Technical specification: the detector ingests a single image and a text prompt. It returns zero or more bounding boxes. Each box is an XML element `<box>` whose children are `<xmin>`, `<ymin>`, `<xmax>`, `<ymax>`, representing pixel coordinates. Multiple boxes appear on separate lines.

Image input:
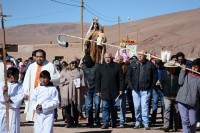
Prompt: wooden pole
<box><xmin>61</xmin><ymin>34</ymin><xmax>200</xmax><ymax>75</ymax></box>
<box><xmin>118</xmin><ymin>16</ymin><xmax>120</xmax><ymax>45</ymax></box>
<box><xmin>136</xmin><ymin>28</ymin><xmax>139</xmax><ymax>43</ymax></box>
<box><xmin>80</xmin><ymin>0</ymin><xmax>84</xmax><ymax>52</ymax></box>
<box><xmin>0</xmin><ymin>4</ymin><xmax>11</xmax><ymax>132</ymax></box>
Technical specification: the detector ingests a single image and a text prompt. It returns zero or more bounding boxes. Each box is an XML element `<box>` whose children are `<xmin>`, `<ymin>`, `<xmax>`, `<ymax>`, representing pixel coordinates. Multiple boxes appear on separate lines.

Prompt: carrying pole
<box><xmin>57</xmin><ymin>34</ymin><xmax>200</xmax><ymax>75</ymax></box>
<box><xmin>80</xmin><ymin>0</ymin><xmax>84</xmax><ymax>52</ymax></box>
<box><xmin>0</xmin><ymin>4</ymin><xmax>12</xmax><ymax>132</ymax></box>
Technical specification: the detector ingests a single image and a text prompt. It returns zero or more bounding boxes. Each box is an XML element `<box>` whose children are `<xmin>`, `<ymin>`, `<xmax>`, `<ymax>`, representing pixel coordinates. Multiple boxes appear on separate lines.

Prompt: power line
<box><xmin>5</xmin><ymin>7</ymin><xmax>79</xmax><ymax>21</ymax></box>
<box><xmin>51</xmin><ymin>0</ymin><xmax>80</xmax><ymax>7</ymax></box>
<box><xmin>6</xmin><ymin>0</ymin><xmax>118</xmax><ymax>24</ymax></box>
<box><xmin>68</xmin><ymin>0</ymin><xmax>80</xmax><ymax>3</ymax></box>
<box><xmin>85</xmin><ymin>8</ymin><xmax>117</xmax><ymax>23</ymax></box>
<box><xmin>84</xmin><ymin>3</ymin><xmax>117</xmax><ymax>20</ymax></box>
<box><xmin>51</xmin><ymin>0</ymin><xmax>118</xmax><ymax>23</ymax></box>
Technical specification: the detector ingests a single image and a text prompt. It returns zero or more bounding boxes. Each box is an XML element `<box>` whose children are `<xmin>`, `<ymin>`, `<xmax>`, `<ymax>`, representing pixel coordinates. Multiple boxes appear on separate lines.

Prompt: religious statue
<box><xmin>84</xmin><ymin>18</ymin><xmax>107</xmax><ymax>64</ymax></box>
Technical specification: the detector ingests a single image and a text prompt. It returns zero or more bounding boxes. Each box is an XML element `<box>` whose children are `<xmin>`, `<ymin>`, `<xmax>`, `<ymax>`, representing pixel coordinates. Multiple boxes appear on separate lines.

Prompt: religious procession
<box><xmin>1</xmin><ymin>15</ymin><xmax>200</xmax><ymax>133</ymax></box>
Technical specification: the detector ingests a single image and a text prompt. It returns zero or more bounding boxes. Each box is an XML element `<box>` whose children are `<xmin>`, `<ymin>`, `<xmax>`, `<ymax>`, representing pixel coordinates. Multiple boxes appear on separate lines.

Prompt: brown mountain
<box><xmin>2</xmin><ymin>8</ymin><xmax>200</xmax><ymax>60</ymax></box>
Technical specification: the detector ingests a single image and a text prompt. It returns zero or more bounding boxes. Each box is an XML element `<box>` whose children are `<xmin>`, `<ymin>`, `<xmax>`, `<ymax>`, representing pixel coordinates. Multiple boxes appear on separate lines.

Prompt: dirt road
<box><xmin>19</xmin><ymin>105</ymin><xmax>191</xmax><ymax>133</ymax></box>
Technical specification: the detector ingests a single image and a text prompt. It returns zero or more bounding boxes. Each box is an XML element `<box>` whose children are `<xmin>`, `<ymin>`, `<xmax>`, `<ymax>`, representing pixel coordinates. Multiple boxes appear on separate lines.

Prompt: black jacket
<box><xmin>126</xmin><ymin>59</ymin><xmax>157</xmax><ymax>91</ymax></box>
<box><xmin>160</xmin><ymin>69</ymin><xmax>180</xmax><ymax>98</ymax></box>
<box><xmin>95</xmin><ymin>62</ymin><xmax>125</xmax><ymax>100</ymax></box>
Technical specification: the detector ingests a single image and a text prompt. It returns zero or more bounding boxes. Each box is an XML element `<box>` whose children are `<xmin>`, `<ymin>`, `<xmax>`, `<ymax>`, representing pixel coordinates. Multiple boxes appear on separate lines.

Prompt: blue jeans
<box><xmin>151</xmin><ymin>87</ymin><xmax>165</xmax><ymax>122</ymax></box>
<box><xmin>119</xmin><ymin>92</ymin><xmax>126</xmax><ymax>124</ymax></box>
<box><xmin>85</xmin><ymin>89</ymin><xmax>100</xmax><ymax>124</ymax></box>
<box><xmin>102</xmin><ymin>99</ymin><xmax>117</xmax><ymax>126</ymax></box>
<box><xmin>132</xmin><ymin>89</ymin><xmax>151</xmax><ymax>127</ymax></box>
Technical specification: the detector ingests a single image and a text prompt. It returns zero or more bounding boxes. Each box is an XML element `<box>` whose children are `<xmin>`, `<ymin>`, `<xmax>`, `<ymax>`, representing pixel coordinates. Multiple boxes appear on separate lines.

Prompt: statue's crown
<box><xmin>93</xmin><ymin>18</ymin><xmax>98</xmax><ymax>23</ymax></box>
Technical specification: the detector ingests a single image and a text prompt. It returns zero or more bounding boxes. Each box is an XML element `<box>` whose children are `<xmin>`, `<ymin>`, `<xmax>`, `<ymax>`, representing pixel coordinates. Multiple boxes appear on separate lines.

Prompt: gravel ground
<box><xmin>19</xmin><ymin>104</ymin><xmax>200</xmax><ymax>133</ymax></box>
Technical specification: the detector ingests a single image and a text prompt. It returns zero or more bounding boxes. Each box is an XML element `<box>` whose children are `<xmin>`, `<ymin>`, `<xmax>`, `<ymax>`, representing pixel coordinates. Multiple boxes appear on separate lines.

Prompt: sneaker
<box><xmin>134</xmin><ymin>125</ymin><xmax>140</xmax><ymax>129</ymax></box>
<box><xmin>119</xmin><ymin>124</ymin><xmax>126</xmax><ymax>128</ymax></box>
<box><xmin>197</xmin><ymin>122</ymin><xmax>200</xmax><ymax>129</ymax></box>
<box><xmin>144</xmin><ymin>126</ymin><xmax>150</xmax><ymax>130</ymax></box>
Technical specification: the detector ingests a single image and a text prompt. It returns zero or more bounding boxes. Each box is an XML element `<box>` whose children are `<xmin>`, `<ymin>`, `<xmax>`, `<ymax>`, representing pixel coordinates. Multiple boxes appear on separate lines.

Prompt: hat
<box><xmin>164</xmin><ymin>60</ymin><xmax>179</xmax><ymax>68</ymax></box>
<box><xmin>68</xmin><ymin>56</ymin><xmax>78</xmax><ymax>64</ymax></box>
<box><xmin>83</xmin><ymin>55</ymin><xmax>92</xmax><ymax>63</ymax></box>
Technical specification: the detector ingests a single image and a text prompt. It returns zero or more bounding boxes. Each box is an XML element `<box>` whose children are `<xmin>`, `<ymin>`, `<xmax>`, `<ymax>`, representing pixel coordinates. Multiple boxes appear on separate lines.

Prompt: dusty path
<box><xmin>19</xmin><ymin>104</ymin><xmax>197</xmax><ymax>133</ymax></box>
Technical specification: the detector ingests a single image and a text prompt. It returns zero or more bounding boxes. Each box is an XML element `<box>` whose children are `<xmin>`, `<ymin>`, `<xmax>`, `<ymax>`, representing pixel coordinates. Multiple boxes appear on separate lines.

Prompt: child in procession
<box><xmin>0</xmin><ymin>67</ymin><xmax>24</xmax><ymax>133</ymax></box>
<box><xmin>30</xmin><ymin>70</ymin><xmax>60</xmax><ymax>133</ymax></box>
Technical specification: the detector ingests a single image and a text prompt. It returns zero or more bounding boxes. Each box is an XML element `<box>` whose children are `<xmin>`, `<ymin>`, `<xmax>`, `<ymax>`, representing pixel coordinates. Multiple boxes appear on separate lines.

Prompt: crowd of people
<box><xmin>0</xmin><ymin>46</ymin><xmax>200</xmax><ymax>133</ymax></box>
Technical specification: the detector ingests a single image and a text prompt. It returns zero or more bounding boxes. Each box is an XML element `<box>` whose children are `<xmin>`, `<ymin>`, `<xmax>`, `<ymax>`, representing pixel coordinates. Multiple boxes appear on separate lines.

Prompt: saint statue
<box><xmin>84</xmin><ymin>18</ymin><xmax>107</xmax><ymax>64</ymax></box>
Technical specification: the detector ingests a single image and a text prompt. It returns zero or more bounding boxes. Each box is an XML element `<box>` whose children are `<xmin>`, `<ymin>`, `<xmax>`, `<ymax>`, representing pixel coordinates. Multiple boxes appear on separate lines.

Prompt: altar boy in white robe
<box><xmin>30</xmin><ymin>70</ymin><xmax>59</xmax><ymax>133</ymax></box>
<box><xmin>0</xmin><ymin>67</ymin><xmax>24</xmax><ymax>133</ymax></box>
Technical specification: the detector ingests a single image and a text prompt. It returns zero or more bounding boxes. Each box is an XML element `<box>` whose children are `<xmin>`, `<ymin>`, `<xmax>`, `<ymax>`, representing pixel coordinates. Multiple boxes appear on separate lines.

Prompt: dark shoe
<box><xmin>101</xmin><ymin>124</ymin><xmax>109</xmax><ymax>129</ymax></box>
<box><xmin>65</xmin><ymin>124</ymin><xmax>73</xmax><ymax>128</ymax></box>
<box><xmin>74</xmin><ymin>122</ymin><xmax>81</xmax><ymax>127</ymax></box>
<box><xmin>172</xmin><ymin>128</ymin><xmax>180</xmax><ymax>132</ymax></box>
<box><xmin>131</xmin><ymin>117</ymin><xmax>135</xmax><ymax>122</ymax></box>
<box><xmin>150</xmin><ymin>120</ymin><xmax>156</xmax><ymax>125</ymax></box>
<box><xmin>112</xmin><ymin>125</ymin><xmax>117</xmax><ymax>128</ymax></box>
<box><xmin>86</xmin><ymin>123</ymin><xmax>94</xmax><ymax>128</ymax></box>
<box><xmin>161</xmin><ymin>126</ymin><xmax>169</xmax><ymax>132</ymax></box>
<box><xmin>54</xmin><ymin>118</ymin><xmax>57</xmax><ymax>122</ymax></box>
<box><xmin>95</xmin><ymin>122</ymin><xmax>101</xmax><ymax>126</ymax></box>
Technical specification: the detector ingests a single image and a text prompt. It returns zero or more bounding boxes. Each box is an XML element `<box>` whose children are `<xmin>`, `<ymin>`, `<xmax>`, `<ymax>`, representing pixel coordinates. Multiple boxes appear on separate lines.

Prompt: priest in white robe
<box><xmin>0</xmin><ymin>78</ymin><xmax>24</xmax><ymax>132</ymax></box>
<box><xmin>22</xmin><ymin>49</ymin><xmax>60</xmax><ymax>121</ymax></box>
<box><xmin>30</xmin><ymin>71</ymin><xmax>59</xmax><ymax>133</ymax></box>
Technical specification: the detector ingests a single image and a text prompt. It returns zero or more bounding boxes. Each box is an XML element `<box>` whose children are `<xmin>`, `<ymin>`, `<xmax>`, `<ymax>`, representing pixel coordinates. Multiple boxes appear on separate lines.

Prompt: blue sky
<box><xmin>1</xmin><ymin>0</ymin><xmax>200</xmax><ymax>27</ymax></box>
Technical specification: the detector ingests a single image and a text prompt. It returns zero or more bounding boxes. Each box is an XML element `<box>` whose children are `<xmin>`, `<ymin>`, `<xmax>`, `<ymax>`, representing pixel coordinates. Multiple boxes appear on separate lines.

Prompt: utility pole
<box><xmin>118</xmin><ymin>16</ymin><xmax>120</xmax><ymax>45</ymax></box>
<box><xmin>136</xmin><ymin>28</ymin><xmax>139</xmax><ymax>43</ymax></box>
<box><xmin>80</xmin><ymin>0</ymin><xmax>84</xmax><ymax>52</ymax></box>
<box><xmin>0</xmin><ymin>4</ymin><xmax>11</xmax><ymax>132</ymax></box>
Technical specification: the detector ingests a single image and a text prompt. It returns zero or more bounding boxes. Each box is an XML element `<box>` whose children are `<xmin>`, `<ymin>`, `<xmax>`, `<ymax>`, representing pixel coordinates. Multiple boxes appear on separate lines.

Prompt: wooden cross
<box><xmin>0</xmin><ymin>4</ymin><xmax>12</xmax><ymax>132</ymax></box>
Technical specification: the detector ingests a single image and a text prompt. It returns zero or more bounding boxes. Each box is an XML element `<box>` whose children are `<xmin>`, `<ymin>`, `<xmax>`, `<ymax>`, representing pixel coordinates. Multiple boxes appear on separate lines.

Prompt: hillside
<box><xmin>2</xmin><ymin>8</ymin><xmax>200</xmax><ymax>60</ymax></box>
